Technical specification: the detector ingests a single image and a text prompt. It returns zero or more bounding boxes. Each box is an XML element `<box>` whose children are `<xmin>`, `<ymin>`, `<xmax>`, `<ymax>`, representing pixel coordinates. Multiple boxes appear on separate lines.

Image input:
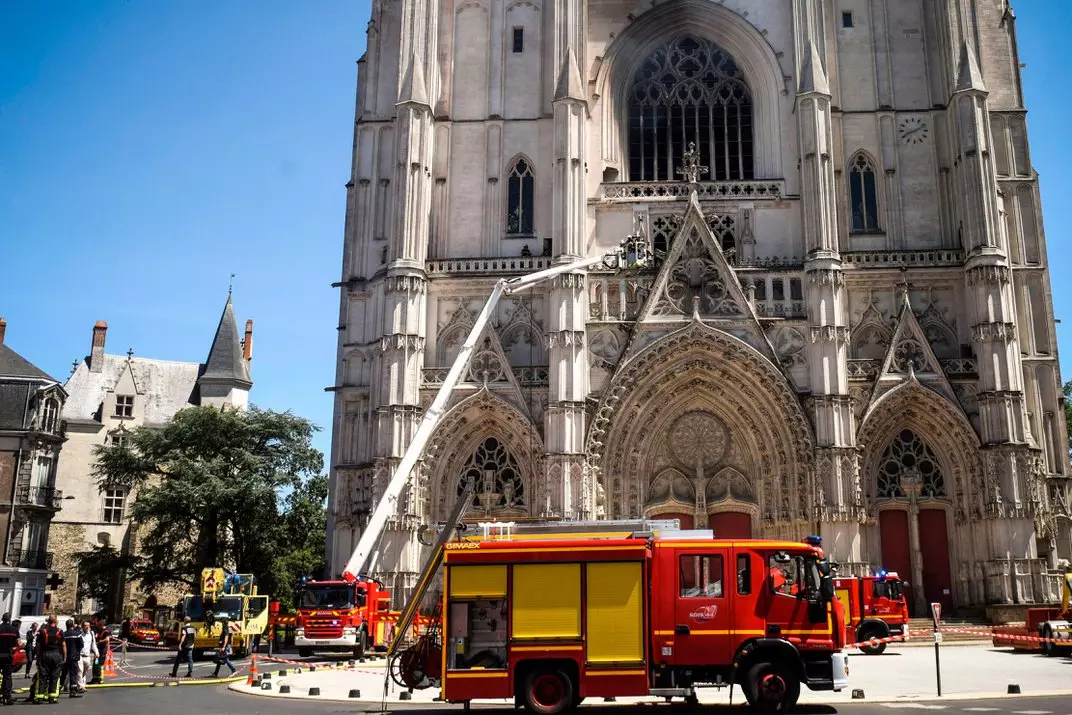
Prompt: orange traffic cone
<box><xmin>246</xmin><ymin>655</ymin><xmax>258</xmax><ymax>686</ymax></box>
<box><xmin>103</xmin><ymin>647</ymin><xmax>117</xmax><ymax>678</ymax></box>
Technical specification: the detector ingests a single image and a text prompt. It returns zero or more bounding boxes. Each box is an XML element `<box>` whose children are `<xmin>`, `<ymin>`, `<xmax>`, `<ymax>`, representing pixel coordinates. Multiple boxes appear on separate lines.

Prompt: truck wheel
<box><xmin>298</xmin><ymin>647</ymin><xmax>313</xmax><ymax>658</ymax></box>
<box><xmin>522</xmin><ymin>668</ymin><xmax>574</xmax><ymax>715</ymax></box>
<box><xmin>745</xmin><ymin>661</ymin><xmax>800</xmax><ymax>715</ymax></box>
<box><xmin>858</xmin><ymin>626</ymin><xmax>888</xmax><ymax>655</ymax></box>
<box><xmin>1041</xmin><ymin>625</ymin><xmax>1056</xmax><ymax>657</ymax></box>
<box><xmin>354</xmin><ymin>629</ymin><xmax>368</xmax><ymax>660</ymax></box>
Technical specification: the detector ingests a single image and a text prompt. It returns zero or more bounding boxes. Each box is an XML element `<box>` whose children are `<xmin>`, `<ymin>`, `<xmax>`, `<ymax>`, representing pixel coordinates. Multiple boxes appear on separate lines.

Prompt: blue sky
<box><xmin>1</xmin><ymin>2</ymin><xmax>1070</xmax><ymax>464</ymax></box>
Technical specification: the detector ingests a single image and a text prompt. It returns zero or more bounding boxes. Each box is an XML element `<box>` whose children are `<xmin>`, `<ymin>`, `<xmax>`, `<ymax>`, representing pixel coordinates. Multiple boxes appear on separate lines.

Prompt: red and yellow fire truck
<box><xmin>294</xmin><ymin>577</ymin><xmax>398</xmax><ymax>658</ymax></box>
<box><xmin>393</xmin><ymin>523</ymin><xmax>849</xmax><ymax>714</ymax></box>
<box><xmin>833</xmin><ymin>571</ymin><xmax>909</xmax><ymax>654</ymax></box>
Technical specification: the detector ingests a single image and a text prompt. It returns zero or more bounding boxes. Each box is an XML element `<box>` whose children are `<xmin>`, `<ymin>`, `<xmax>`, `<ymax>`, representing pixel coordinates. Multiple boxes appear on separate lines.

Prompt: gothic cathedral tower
<box><xmin>327</xmin><ymin>0</ymin><xmax>1071</xmax><ymax>611</ymax></box>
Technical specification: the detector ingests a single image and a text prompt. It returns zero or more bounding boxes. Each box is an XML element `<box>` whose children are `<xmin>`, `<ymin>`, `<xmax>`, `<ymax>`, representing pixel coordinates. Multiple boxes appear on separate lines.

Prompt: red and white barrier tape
<box><xmin>112</xmin><ymin>660</ymin><xmax>247</xmax><ymax>681</ymax></box>
<box><xmin>256</xmin><ymin>654</ymin><xmax>386</xmax><ymax>677</ymax></box>
<box><xmin>846</xmin><ymin>633</ymin><xmax>910</xmax><ymax>649</ymax></box>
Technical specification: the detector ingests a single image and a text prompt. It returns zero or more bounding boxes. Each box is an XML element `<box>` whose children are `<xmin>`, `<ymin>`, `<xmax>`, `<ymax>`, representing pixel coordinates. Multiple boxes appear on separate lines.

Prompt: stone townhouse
<box><xmin>50</xmin><ymin>296</ymin><xmax>253</xmax><ymax>619</ymax></box>
<box><xmin>0</xmin><ymin>318</ymin><xmax>68</xmax><ymax>616</ymax></box>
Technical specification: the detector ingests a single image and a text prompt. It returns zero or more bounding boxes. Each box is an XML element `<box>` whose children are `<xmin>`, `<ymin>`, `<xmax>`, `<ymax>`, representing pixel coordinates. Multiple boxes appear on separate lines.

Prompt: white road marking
<box><xmin>1011</xmin><ymin>711</ymin><xmax>1051</xmax><ymax>714</ymax></box>
<box><xmin>881</xmin><ymin>705</ymin><xmax>949</xmax><ymax>710</ymax></box>
<box><xmin>961</xmin><ymin>709</ymin><xmax>1000</xmax><ymax>712</ymax></box>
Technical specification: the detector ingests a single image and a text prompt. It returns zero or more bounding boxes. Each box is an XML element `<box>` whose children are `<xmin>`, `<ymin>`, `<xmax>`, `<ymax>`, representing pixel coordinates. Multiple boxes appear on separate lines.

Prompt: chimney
<box><xmin>90</xmin><ymin>320</ymin><xmax>108</xmax><ymax>373</ymax></box>
<box><xmin>0</xmin><ymin>317</ymin><xmax>6</xmax><ymax>345</ymax></box>
<box><xmin>243</xmin><ymin>319</ymin><xmax>254</xmax><ymax>361</ymax></box>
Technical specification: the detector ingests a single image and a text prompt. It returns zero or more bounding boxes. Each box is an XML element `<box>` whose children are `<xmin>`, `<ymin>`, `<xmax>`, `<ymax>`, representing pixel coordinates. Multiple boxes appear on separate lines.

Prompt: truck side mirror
<box><xmin>820</xmin><ymin>576</ymin><xmax>835</xmax><ymax>601</ymax></box>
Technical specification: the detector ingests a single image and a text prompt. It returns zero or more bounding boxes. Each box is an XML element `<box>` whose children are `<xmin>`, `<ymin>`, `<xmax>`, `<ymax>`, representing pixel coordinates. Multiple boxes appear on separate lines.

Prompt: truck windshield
<box><xmin>300</xmin><ymin>586</ymin><xmax>355</xmax><ymax>609</ymax></box>
<box><xmin>183</xmin><ymin>596</ymin><xmax>204</xmax><ymax>620</ymax></box>
<box><xmin>214</xmin><ymin>596</ymin><xmax>244</xmax><ymax>621</ymax></box>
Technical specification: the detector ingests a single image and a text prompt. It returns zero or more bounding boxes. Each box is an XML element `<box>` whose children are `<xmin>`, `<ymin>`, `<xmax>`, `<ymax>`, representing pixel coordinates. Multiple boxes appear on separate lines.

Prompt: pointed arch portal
<box><xmin>587</xmin><ymin>322</ymin><xmax>813</xmax><ymax>538</ymax></box>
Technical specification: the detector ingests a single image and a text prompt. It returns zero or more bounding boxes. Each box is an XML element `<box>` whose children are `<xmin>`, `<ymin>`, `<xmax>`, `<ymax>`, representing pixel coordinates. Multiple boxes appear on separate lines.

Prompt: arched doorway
<box><xmin>588</xmin><ymin>323</ymin><xmax>814</xmax><ymax>537</ymax></box>
<box><xmin>646</xmin><ymin>469</ymin><xmax>696</xmax><ymax>529</ymax></box>
<box><xmin>872</xmin><ymin>427</ymin><xmax>956</xmax><ymax>614</ymax></box>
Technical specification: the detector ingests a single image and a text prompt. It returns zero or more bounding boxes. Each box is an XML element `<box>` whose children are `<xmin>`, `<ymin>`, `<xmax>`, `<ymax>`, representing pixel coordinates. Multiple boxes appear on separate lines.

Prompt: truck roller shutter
<box><xmin>449</xmin><ymin>565</ymin><xmax>507</xmax><ymax>599</ymax></box>
<box><xmin>513</xmin><ymin>564</ymin><xmax>581</xmax><ymax>639</ymax></box>
<box><xmin>586</xmin><ymin>562</ymin><xmax>644</xmax><ymax>663</ymax></box>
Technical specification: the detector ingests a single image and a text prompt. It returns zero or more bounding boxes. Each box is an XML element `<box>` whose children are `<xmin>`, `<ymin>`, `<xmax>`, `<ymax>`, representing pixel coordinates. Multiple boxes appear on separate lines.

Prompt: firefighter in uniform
<box><xmin>0</xmin><ymin>613</ymin><xmax>21</xmax><ymax>705</ymax></box>
<box><xmin>61</xmin><ymin>620</ymin><xmax>83</xmax><ymax>698</ymax></box>
<box><xmin>35</xmin><ymin>615</ymin><xmax>65</xmax><ymax>704</ymax></box>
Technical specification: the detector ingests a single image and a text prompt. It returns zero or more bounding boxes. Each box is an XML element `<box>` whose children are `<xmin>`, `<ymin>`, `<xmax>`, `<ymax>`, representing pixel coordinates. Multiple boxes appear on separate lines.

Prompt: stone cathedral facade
<box><xmin>326</xmin><ymin>0</ymin><xmax>1072</xmax><ymax>614</ymax></box>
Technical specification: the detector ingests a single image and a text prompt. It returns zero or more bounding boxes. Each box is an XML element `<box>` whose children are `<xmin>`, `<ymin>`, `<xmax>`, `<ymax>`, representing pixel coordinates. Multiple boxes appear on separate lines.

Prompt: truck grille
<box><xmin>305</xmin><ymin>619</ymin><xmax>344</xmax><ymax>639</ymax></box>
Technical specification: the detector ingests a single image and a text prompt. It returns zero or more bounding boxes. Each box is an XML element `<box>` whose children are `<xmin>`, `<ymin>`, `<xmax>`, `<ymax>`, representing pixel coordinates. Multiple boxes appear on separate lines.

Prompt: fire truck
<box><xmin>294</xmin><ymin>577</ymin><xmax>396</xmax><ymax>658</ymax></box>
<box><xmin>389</xmin><ymin>521</ymin><xmax>848</xmax><ymax>714</ymax></box>
<box><xmin>833</xmin><ymin>571</ymin><xmax>909</xmax><ymax>655</ymax></box>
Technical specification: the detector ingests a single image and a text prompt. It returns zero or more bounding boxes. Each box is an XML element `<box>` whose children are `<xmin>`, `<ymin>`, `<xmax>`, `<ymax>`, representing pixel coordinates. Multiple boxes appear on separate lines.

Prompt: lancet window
<box><xmin>876</xmin><ymin>429</ymin><xmax>946</xmax><ymax>499</ymax></box>
<box><xmin>627</xmin><ymin>36</ymin><xmax>754</xmax><ymax>182</ymax></box>
<box><xmin>849</xmin><ymin>153</ymin><xmax>880</xmax><ymax>232</ymax></box>
<box><xmin>506</xmin><ymin>157</ymin><xmax>534</xmax><ymax>235</ymax></box>
<box><xmin>458</xmin><ymin>437</ymin><xmax>526</xmax><ymax>514</ymax></box>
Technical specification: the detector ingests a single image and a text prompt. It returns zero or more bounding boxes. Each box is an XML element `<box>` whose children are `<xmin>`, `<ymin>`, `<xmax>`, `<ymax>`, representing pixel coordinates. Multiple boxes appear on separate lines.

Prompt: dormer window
<box><xmin>41</xmin><ymin>399</ymin><xmax>58</xmax><ymax>433</ymax></box>
<box><xmin>115</xmin><ymin>395</ymin><xmax>134</xmax><ymax>418</ymax></box>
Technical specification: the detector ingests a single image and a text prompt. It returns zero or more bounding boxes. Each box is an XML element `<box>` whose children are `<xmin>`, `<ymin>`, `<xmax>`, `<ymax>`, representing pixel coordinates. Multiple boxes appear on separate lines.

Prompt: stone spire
<box><xmin>553</xmin><ymin>48</ymin><xmax>586</xmax><ymax>104</ymax></box>
<box><xmin>397</xmin><ymin>55</ymin><xmax>430</xmax><ymax>108</ymax></box>
<box><xmin>955</xmin><ymin>41</ymin><xmax>987</xmax><ymax>94</ymax></box>
<box><xmin>798</xmin><ymin>41</ymin><xmax>830</xmax><ymax>96</ymax></box>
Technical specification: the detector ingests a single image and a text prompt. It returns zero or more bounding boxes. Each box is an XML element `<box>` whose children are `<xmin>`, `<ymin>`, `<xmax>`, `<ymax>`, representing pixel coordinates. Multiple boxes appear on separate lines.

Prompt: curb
<box><xmin>85</xmin><ymin>675</ymin><xmax>247</xmax><ymax>689</ymax></box>
<box><xmin>228</xmin><ymin>679</ymin><xmax>1072</xmax><ymax>706</ymax></box>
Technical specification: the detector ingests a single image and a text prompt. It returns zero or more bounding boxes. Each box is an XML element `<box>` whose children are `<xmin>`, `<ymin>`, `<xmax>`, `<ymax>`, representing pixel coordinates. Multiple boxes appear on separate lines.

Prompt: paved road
<box><xmin>36</xmin><ymin>689</ymin><xmax>1072</xmax><ymax>715</ymax></box>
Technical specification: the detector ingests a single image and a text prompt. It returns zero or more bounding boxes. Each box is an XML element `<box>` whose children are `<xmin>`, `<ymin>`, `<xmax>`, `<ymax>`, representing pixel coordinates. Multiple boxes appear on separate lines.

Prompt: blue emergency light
<box><xmin>803</xmin><ymin>535</ymin><xmax>823</xmax><ymax>547</ymax></box>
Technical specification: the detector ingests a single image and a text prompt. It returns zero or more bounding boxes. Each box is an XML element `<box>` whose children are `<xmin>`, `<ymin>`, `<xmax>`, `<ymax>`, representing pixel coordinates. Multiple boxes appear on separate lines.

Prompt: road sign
<box><xmin>930</xmin><ymin>602</ymin><xmax>941</xmax><ymax>626</ymax></box>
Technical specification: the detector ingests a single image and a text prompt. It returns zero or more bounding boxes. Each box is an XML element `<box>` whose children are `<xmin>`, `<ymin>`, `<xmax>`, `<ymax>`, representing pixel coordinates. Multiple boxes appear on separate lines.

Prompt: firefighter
<box><xmin>35</xmin><ymin>615</ymin><xmax>65</xmax><ymax>704</ymax></box>
<box><xmin>0</xmin><ymin>613</ymin><xmax>21</xmax><ymax>705</ymax></box>
<box><xmin>61</xmin><ymin>620</ymin><xmax>83</xmax><ymax>698</ymax></box>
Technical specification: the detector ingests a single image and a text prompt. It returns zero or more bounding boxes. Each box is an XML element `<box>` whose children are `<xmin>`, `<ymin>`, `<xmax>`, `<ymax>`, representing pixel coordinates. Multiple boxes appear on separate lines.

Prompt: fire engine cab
<box><xmin>394</xmin><ymin>521</ymin><xmax>849</xmax><ymax>714</ymax></box>
<box><xmin>833</xmin><ymin>571</ymin><xmax>909</xmax><ymax>654</ymax></box>
<box><xmin>295</xmin><ymin>577</ymin><xmax>393</xmax><ymax>658</ymax></box>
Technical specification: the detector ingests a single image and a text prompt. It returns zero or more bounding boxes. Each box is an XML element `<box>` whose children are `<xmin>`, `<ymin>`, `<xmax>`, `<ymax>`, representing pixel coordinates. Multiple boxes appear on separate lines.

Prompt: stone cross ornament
<box><xmin>676</xmin><ymin>142</ymin><xmax>709</xmax><ymax>184</ymax></box>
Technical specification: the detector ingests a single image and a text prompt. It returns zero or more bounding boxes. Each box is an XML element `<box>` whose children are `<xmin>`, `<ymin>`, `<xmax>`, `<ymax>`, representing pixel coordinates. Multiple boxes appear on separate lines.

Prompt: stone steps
<box><xmin>907</xmin><ymin>617</ymin><xmax>993</xmax><ymax>642</ymax></box>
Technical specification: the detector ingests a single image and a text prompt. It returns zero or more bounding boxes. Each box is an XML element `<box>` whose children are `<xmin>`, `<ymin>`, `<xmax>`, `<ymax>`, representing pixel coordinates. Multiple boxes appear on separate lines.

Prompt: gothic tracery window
<box><xmin>849</xmin><ymin>154</ymin><xmax>880</xmax><ymax>232</ymax></box>
<box><xmin>628</xmin><ymin>36</ymin><xmax>754</xmax><ymax>182</ymax></box>
<box><xmin>506</xmin><ymin>157</ymin><xmax>534</xmax><ymax>235</ymax></box>
<box><xmin>876</xmin><ymin>429</ymin><xmax>946</xmax><ymax>499</ymax></box>
<box><xmin>458</xmin><ymin>437</ymin><xmax>526</xmax><ymax>514</ymax></box>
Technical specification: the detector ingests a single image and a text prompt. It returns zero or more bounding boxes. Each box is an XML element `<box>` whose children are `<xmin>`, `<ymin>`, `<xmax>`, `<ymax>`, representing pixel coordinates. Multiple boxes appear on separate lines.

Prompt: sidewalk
<box><xmin>229</xmin><ymin>644</ymin><xmax>1072</xmax><ymax>706</ymax></box>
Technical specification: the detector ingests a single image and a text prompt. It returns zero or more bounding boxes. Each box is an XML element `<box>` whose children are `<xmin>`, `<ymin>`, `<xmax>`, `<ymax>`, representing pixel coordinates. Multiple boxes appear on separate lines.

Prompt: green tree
<box><xmin>74</xmin><ymin>544</ymin><xmax>138</xmax><ymax>620</ymax></box>
<box><xmin>92</xmin><ymin>405</ymin><xmax>325</xmax><ymax>596</ymax></box>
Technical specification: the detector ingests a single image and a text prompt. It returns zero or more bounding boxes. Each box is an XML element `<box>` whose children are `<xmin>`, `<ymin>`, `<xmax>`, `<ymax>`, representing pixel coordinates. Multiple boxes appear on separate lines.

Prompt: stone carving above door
<box><xmin>669</xmin><ymin>410</ymin><xmax>728</xmax><ymax>470</ymax></box>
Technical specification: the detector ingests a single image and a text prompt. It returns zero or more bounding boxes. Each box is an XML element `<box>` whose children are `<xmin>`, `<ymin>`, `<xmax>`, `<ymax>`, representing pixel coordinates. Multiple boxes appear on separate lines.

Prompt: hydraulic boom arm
<box><xmin>341</xmin><ymin>238</ymin><xmax>650</xmax><ymax>582</ymax></box>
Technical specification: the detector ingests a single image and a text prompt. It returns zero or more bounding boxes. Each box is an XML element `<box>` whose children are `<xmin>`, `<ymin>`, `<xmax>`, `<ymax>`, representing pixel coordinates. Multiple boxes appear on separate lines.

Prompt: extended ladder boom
<box><xmin>342</xmin><ymin>240</ymin><xmax>649</xmax><ymax>583</ymax></box>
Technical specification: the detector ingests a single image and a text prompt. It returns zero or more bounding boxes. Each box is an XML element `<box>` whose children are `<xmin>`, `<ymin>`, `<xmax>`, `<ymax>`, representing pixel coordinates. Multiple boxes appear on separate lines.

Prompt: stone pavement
<box><xmin>229</xmin><ymin>644</ymin><xmax>1072</xmax><ymax>705</ymax></box>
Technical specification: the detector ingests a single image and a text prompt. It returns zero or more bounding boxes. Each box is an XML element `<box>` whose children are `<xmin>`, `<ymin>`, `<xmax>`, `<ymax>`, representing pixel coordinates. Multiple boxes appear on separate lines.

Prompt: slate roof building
<box><xmin>0</xmin><ymin>318</ymin><xmax>68</xmax><ymax>616</ymax></box>
<box><xmin>50</xmin><ymin>296</ymin><xmax>253</xmax><ymax>619</ymax></box>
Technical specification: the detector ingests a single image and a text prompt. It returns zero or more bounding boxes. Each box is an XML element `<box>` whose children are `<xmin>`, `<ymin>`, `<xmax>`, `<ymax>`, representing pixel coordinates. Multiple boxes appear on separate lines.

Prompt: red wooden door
<box><xmin>918</xmin><ymin>509</ymin><xmax>953</xmax><ymax>612</ymax></box>
<box><xmin>708</xmin><ymin>511</ymin><xmax>752</xmax><ymax>539</ymax></box>
<box><xmin>655</xmin><ymin>512</ymin><xmax>694</xmax><ymax>529</ymax></box>
<box><xmin>878</xmin><ymin>510</ymin><xmax>911</xmax><ymax>585</ymax></box>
